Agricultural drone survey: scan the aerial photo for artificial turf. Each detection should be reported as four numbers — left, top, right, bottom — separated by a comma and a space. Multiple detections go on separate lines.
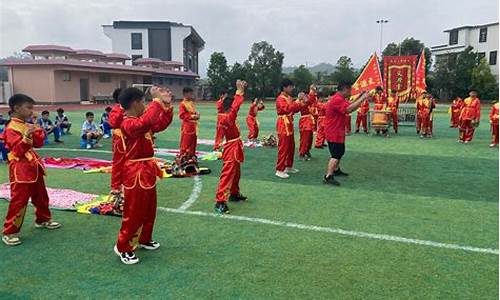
0, 102, 498, 299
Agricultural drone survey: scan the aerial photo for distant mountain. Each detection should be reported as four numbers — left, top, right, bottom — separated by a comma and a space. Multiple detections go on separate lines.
282, 63, 335, 75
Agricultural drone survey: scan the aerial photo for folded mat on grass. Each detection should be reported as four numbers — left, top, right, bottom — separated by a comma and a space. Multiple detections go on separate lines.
0, 183, 98, 210
43, 157, 111, 170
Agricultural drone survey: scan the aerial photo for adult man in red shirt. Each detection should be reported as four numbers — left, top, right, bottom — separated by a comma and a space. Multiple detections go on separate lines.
323, 82, 369, 186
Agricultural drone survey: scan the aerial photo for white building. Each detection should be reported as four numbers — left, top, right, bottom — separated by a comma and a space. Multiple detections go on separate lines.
102, 21, 205, 74
431, 22, 498, 77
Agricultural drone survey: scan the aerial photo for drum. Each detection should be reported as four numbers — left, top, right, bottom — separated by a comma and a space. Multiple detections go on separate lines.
371, 111, 388, 125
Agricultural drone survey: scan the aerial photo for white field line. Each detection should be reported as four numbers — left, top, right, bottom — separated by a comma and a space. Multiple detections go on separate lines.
177, 176, 203, 211
157, 207, 499, 256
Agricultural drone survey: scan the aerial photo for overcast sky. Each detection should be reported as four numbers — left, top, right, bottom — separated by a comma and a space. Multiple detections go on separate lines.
1, 0, 498, 76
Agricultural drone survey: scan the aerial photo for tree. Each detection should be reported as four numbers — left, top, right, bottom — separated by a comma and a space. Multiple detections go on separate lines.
382, 38, 432, 73
452, 46, 478, 97
247, 41, 284, 97
292, 65, 314, 92
471, 59, 499, 100
428, 58, 454, 99
206, 52, 229, 99
330, 56, 356, 84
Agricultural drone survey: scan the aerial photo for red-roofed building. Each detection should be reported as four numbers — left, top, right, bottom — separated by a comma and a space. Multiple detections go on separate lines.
1, 44, 199, 104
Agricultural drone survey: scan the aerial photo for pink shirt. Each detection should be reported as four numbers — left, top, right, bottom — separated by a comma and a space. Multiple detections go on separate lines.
325, 92, 349, 143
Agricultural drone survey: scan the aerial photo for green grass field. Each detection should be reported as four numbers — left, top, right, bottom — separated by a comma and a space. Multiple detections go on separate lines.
0, 102, 498, 299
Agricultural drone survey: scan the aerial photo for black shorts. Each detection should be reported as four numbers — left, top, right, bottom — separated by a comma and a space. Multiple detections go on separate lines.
328, 142, 345, 160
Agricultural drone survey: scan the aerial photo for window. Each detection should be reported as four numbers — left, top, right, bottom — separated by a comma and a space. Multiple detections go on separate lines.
489, 51, 497, 65
478, 52, 486, 61
131, 33, 142, 50
479, 27, 487, 43
62, 71, 71, 81
131, 55, 142, 65
98, 73, 111, 83
449, 30, 458, 45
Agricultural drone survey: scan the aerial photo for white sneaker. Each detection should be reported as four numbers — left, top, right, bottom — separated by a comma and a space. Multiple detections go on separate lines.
34, 220, 61, 229
285, 167, 299, 174
86, 144, 92, 149
2, 234, 22, 246
114, 245, 139, 265
139, 240, 160, 250
275, 171, 290, 179
489, 143, 496, 147
103, 134, 110, 139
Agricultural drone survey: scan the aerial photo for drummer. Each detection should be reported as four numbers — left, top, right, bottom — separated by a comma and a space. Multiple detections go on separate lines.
372, 86, 388, 135
322, 82, 370, 186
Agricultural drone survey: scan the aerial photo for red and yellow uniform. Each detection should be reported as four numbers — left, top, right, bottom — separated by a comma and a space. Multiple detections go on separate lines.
246, 101, 265, 140
213, 97, 225, 151
308, 92, 319, 131
179, 99, 198, 156
489, 102, 499, 146
459, 96, 481, 142
373, 92, 386, 111
355, 99, 370, 133
215, 93, 245, 202
386, 95, 399, 133
417, 96, 432, 136
298, 95, 316, 157
3, 118, 51, 235
450, 97, 463, 128
116, 99, 173, 253
108, 104, 125, 191
275, 92, 301, 172
314, 101, 327, 147
428, 98, 437, 135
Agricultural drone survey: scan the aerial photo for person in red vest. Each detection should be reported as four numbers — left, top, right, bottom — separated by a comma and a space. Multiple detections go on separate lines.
417, 92, 433, 138
298, 86, 317, 160
246, 98, 265, 141
355, 96, 370, 134
489, 101, 499, 147
386, 90, 399, 134
2, 94, 61, 246
179, 87, 200, 157
114, 86, 173, 264
323, 83, 369, 186
449, 97, 463, 128
314, 96, 327, 148
275, 79, 302, 179
309, 87, 319, 132
214, 80, 248, 214
213, 89, 228, 151
458, 90, 481, 143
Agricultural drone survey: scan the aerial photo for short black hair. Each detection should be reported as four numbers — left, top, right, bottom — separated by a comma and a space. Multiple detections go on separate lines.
105, 106, 112, 112
183, 87, 194, 94
375, 86, 383, 92
8, 94, 35, 110
281, 78, 295, 90
119, 87, 145, 110
337, 81, 352, 92
222, 96, 234, 112
56, 108, 64, 114
112, 88, 122, 103
41, 110, 49, 116
85, 112, 94, 118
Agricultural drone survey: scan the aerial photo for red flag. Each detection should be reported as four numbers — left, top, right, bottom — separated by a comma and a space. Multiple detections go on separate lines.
351, 53, 383, 99
383, 55, 418, 101
415, 49, 427, 95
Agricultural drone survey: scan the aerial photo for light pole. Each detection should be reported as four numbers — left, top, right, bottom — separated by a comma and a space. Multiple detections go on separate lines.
376, 19, 389, 55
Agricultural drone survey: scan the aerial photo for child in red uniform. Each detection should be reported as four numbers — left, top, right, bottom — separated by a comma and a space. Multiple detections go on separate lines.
275, 79, 302, 179
179, 87, 200, 157
298, 85, 316, 160
2, 94, 61, 246
213, 89, 228, 151
459, 90, 481, 143
246, 98, 265, 141
214, 80, 248, 214
450, 97, 463, 128
114, 86, 174, 264
108, 88, 125, 206
355, 97, 370, 134
489, 102, 499, 147
314, 97, 327, 148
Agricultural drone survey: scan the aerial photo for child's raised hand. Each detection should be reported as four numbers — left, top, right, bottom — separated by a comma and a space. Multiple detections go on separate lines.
150, 85, 162, 99
159, 87, 173, 105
